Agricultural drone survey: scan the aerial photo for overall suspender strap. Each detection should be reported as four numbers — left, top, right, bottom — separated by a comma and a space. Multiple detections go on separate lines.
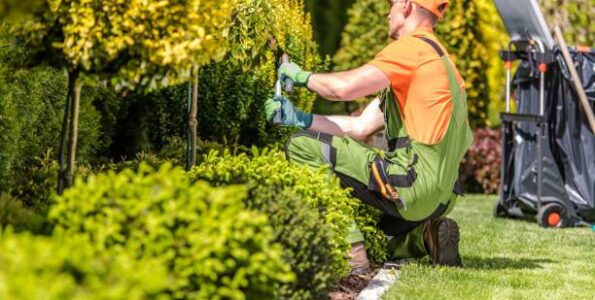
416, 36, 466, 196
416, 36, 445, 57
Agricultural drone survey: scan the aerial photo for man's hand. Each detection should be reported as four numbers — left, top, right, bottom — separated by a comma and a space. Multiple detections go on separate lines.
278, 62, 312, 87
265, 96, 313, 129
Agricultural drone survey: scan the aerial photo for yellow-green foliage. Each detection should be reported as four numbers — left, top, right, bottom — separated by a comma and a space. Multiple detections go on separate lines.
61, 0, 234, 90
333, 0, 390, 71
50, 164, 293, 299
112, 0, 324, 147
540, 0, 594, 46
0, 229, 169, 300
190, 148, 389, 264
2, 0, 234, 91
476, 1, 507, 127
334, 0, 508, 128
190, 149, 356, 274
197, 0, 323, 146
435, 0, 490, 128
0, 0, 53, 46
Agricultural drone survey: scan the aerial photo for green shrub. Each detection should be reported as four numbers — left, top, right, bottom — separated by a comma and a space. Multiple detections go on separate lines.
355, 204, 386, 262
8, 150, 59, 213
194, 174, 340, 299
0, 30, 119, 199
196, 0, 324, 146
304, 0, 356, 57
0, 193, 47, 234
332, 0, 390, 72
540, 0, 594, 46
108, 85, 187, 158
0, 229, 169, 300
50, 164, 293, 299
0, 61, 62, 187
251, 186, 340, 299
190, 148, 389, 264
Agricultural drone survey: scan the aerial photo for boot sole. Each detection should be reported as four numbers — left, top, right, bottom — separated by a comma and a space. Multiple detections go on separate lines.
436, 219, 462, 267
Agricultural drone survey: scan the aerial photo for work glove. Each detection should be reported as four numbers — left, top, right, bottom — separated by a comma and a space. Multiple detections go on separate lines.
278, 62, 312, 87
265, 96, 313, 129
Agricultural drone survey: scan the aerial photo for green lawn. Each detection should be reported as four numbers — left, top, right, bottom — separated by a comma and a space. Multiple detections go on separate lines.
383, 195, 595, 300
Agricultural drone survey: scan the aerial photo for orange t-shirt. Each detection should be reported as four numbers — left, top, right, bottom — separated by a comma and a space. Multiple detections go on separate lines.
367, 27, 464, 145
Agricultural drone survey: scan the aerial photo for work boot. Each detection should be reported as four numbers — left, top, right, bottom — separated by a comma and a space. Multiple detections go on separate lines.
423, 217, 463, 267
348, 242, 370, 275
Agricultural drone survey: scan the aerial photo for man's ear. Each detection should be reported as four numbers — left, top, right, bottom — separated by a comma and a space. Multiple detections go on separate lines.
404, 0, 413, 17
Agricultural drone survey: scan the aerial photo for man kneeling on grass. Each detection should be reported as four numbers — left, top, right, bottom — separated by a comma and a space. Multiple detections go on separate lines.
266, 0, 472, 273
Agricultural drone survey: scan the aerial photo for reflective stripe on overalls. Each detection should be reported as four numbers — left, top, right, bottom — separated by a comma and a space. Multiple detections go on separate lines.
285, 36, 473, 222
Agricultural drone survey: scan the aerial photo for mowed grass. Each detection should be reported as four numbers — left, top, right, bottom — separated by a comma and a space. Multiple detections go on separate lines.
383, 195, 595, 300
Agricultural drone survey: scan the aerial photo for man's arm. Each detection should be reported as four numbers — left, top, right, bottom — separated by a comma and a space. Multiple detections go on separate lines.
309, 98, 385, 141
307, 65, 391, 101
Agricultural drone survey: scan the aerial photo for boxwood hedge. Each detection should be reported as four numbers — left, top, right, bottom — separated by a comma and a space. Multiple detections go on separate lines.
50, 164, 293, 299
190, 148, 389, 266
0, 229, 169, 300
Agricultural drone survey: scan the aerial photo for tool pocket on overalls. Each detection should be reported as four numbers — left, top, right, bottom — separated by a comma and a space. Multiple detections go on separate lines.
368, 154, 418, 211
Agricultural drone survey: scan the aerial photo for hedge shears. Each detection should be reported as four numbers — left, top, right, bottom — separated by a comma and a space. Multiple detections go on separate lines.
273, 53, 294, 124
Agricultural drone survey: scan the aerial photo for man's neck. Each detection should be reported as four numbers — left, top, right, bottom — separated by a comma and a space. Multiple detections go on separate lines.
397, 22, 433, 39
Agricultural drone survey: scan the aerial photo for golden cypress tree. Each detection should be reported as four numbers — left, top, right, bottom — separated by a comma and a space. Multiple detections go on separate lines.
2, 0, 235, 190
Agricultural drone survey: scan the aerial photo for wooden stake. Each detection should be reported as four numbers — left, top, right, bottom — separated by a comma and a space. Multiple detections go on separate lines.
65, 79, 83, 188
188, 65, 200, 168
58, 71, 75, 194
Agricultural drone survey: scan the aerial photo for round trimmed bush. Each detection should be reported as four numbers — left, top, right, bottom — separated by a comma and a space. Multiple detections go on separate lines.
242, 184, 339, 299
190, 148, 389, 269
50, 164, 293, 299
0, 229, 168, 300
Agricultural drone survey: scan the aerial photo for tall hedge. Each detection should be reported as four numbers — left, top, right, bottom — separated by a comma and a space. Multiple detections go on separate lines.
0, 229, 169, 300
333, 0, 507, 128
476, 1, 507, 127
196, 0, 323, 146
435, 0, 491, 128
50, 164, 293, 299
107, 85, 187, 158
332, 0, 390, 71
0, 30, 114, 201
304, 0, 356, 57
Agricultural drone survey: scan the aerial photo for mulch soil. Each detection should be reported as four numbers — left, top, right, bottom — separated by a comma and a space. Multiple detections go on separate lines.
328, 265, 382, 300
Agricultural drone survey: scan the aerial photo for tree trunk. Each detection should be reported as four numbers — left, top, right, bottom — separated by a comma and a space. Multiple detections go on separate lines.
185, 82, 192, 170
65, 78, 83, 188
57, 71, 76, 195
188, 65, 200, 168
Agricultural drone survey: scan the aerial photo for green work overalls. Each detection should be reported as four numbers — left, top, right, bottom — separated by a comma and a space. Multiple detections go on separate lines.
285, 36, 473, 259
